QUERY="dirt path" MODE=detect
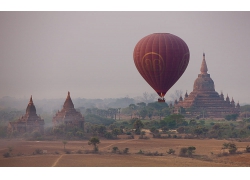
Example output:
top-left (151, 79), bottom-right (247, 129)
top-left (100, 139), bottom-right (136, 150)
top-left (51, 154), bottom-right (64, 167)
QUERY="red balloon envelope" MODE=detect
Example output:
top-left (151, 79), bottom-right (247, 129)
top-left (133, 33), bottom-right (190, 100)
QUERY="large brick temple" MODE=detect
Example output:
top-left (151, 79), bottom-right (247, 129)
top-left (52, 92), bottom-right (84, 129)
top-left (173, 53), bottom-right (240, 118)
top-left (8, 96), bottom-right (45, 134)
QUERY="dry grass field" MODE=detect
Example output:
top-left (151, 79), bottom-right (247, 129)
top-left (1, 136), bottom-right (250, 167)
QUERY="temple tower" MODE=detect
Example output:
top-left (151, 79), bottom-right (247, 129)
top-left (52, 92), bottom-right (84, 129)
top-left (8, 96), bottom-right (45, 134)
top-left (174, 54), bottom-right (240, 118)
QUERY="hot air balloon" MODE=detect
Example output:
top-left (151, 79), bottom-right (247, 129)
top-left (133, 33), bottom-right (190, 102)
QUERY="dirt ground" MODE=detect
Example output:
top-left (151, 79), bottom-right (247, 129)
top-left (1, 137), bottom-right (250, 167)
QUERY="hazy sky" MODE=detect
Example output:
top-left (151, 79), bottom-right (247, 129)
top-left (1, 11), bottom-right (250, 103)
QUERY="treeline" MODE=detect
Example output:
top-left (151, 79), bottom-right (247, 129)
top-left (122, 101), bottom-right (170, 120)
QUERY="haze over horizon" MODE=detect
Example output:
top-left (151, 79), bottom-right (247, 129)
top-left (1, 11), bottom-right (250, 104)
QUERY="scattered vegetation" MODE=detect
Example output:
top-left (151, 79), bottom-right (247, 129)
top-left (179, 146), bottom-right (196, 157)
top-left (123, 148), bottom-right (129, 154)
top-left (88, 137), bottom-right (100, 152)
top-left (112, 146), bottom-right (119, 153)
top-left (33, 148), bottom-right (43, 155)
top-left (167, 148), bottom-right (175, 154)
top-left (62, 140), bottom-right (67, 151)
top-left (222, 142), bottom-right (237, 154)
top-left (3, 152), bottom-right (11, 158)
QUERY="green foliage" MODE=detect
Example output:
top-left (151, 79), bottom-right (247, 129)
top-left (85, 114), bottom-right (115, 126)
top-left (0, 109), bottom-right (23, 122)
top-left (179, 146), bottom-right (196, 157)
top-left (240, 105), bottom-right (250, 112)
top-left (104, 132), bottom-right (114, 139)
top-left (88, 137), bottom-right (100, 152)
top-left (161, 126), bottom-right (169, 133)
top-left (189, 119), bottom-right (197, 126)
top-left (0, 125), bottom-right (7, 138)
top-left (62, 140), bottom-right (67, 150)
top-left (160, 114), bottom-right (185, 129)
top-left (75, 130), bottom-right (84, 138)
top-left (133, 119), bottom-right (144, 135)
top-left (225, 114), bottom-right (239, 121)
top-left (112, 128), bottom-right (121, 138)
top-left (112, 146), bottom-right (119, 153)
top-left (137, 149), bottom-right (144, 154)
top-left (147, 101), bottom-right (168, 110)
top-left (222, 142), bottom-right (237, 154)
top-left (167, 148), bottom-right (175, 154)
top-left (31, 131), bottom-right (42, 139)
top-left (139, 109), bottom-right (147, 119)
top-left (177, 126), bottom-right (185, 133)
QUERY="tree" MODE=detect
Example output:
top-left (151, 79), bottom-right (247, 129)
top-left (129, 104), bottom-right (136, 119)
top-left (222, 142), bottom-right (237, 154)
top-left (112, 128), bottom-right (121, 138)
top-left (97, 125), bottom-right (107, 136)
top-left (147, 108), bottom-right (154, 120)
top-left (88, 137), bottom-right (100, 152)
top-left (177, 126), bottom-right (185, 134)
top-left (170, 90), bottom-right (183, 102)
top-left (189, 119), bottom-right (197, 126)
top-left (140, 131), bottom-right (146, 139)
top-left (179, 146), bottom-right (196, 157)
top-left (133, 119), bottom-right (144, 135)
top-left (139, 109), bottom-right (147, 119)
top-left (112, 146), bottom-right (119, 153)
top-left (150, 127), bottom-right (160, 138)
top-left (62, 140), bottom-right (67, 151)
top-left (161, 114), bottom-right (185, 129)
top-left (225, 114), bottom-right (239, 121)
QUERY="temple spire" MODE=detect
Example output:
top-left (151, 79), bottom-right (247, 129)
top-left (29, 95), bottom-right (33, 104)
top-left (200, 53), bottom-right (208, 74)
top-left (63, 91), bottom-right (74, 109)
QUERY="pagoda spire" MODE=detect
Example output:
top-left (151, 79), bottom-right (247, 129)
top-left (200, 53), bottom-right (208, 75)
top-left (63, 91), bottom-right (74, 109)
top-left (26, 95), bottom-right (36, 114)
top-left (29, 95), bottom-right (33, 104)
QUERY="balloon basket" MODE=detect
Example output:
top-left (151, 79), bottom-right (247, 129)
top-left (158, 98), bottom-right (165, 103)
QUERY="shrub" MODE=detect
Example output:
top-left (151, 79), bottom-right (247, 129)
top-left (112, 146), bottom-right (119, 153)
top-left (126, 131), bottom-right (132, 135)
top-left (167, 148), bottom-right (175, 154)
top-left (179, 146), bottom-right (196, 157)
top-left (3, 152), bottom-right (10, 158)
top-left (222, 142), bottom-right (237, 154)
top-left (123, 148), bottom-right (129, 154)
top-left (31, 131), bottom-right (42, 139)
top-left (35, 149), bottom-right (43, 154)
top-left (65, 150), bottom-right (71, 154)
top-left (104, 132), bottom-right (114, 139)
top-left (179, 147), bottom-right (188, 157)
top-left (144, 151), bottom-right (163, 156)
top-left (77, 150), bottom-right (83, 154)
top-left (17, 152), bottom-right (23, 156)
top-left (137, 149), bottom-right (144, 154)
top-left (127, 135), bottom-right (134, 139)
top-left (246, 145), bottom-right (250, 153)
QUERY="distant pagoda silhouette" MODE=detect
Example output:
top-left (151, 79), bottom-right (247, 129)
top-left (52, 92), bottom-right (84, 129)
top-left (8, 96), bottom-right (45, 134)
top-left (173, 53), bottom-right (240, 118)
